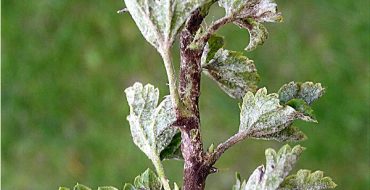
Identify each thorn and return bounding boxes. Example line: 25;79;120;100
209;166;218;174
117;8;128;14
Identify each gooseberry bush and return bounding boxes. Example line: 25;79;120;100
60;0;337;190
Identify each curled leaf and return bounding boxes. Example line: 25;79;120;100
218;0;282;51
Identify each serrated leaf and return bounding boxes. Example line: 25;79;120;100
239;88;313;139
160;132;183;160
98;187;119;190
219;0;283;22
234;18;269;51
279;170;337;190
279;81;325;105
202;48;260;99
218;0;282;51
235;145;305;190
124;168;162;190
124;0;209;53
125;82;178;160
73;184;91;190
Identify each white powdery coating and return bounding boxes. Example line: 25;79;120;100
202;48;259;99
278;81;325;105
278;170;337;190
124;0;209;51
235;145;305;190
239;88;302;136
125;82;177;160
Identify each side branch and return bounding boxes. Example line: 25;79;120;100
206;130;251;166
192;16;234;48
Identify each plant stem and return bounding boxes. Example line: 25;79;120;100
161;47;182;111
152;155;171;190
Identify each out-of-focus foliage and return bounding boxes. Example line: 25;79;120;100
2;0;369;190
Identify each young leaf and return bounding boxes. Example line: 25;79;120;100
124;0;209;53
239;88;313;139
235;145;305;190
124;168;162;190
202;48;260;99
125;82;178;160
218;0;282;51
279;170;337;190
279;81;325;105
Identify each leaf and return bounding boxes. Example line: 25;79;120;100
234;18;269;51
278;82;325;105
239;88;313;139
202;34;225;63
124;169;162;190
202;48;260;99
125;82;178;160
219;0;283;22
279;170;337;190
73;184;91;190
286;99;316;120
160;132;183;160
218;0;282;51
59;187;70;190
124;0;209;53
235;145;305;190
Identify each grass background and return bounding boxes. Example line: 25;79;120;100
2;0;369;189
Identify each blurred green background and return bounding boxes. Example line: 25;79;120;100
2;0;369;189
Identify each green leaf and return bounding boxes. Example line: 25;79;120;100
59;187;70;190
73;184;91;190
286;98;316;120
218;0;282;51
202;48;260;99
160;132;183;160
125;82;178;160
124;0;209;53
239;88;313;139
124;168;162;190
278;81;325;105
235;145;305;190
279;170;337;190
203;34;225;63
97;187;119;190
